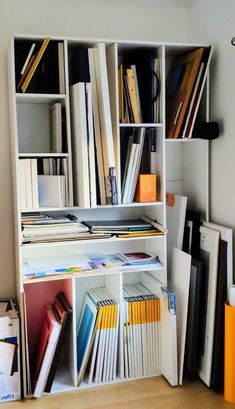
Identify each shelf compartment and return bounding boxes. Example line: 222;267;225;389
16;93;66;104
23;278;76;393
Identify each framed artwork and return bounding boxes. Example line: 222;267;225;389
197;225;219;387
184;258;203;380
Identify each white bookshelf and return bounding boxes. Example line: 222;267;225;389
8;34;210;399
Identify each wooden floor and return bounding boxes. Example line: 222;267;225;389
2;377;234;409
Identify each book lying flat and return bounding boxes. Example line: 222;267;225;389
83;219;152;230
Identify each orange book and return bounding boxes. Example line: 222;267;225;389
135;174;157;203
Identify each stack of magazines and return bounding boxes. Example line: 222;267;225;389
22;252;163;280
21;213;111;243
123;283;160;378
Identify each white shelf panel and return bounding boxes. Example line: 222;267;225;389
119;123;163;128
47;371;162;395
23;262;164;285
16;93;66;104
165;138;204;143
21;234;165;248
21;202;164;213
19;153;70;158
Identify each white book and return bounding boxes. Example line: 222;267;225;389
93;43;117;204
43;158;50;175
61;158;69;207
88;48;106;205
182;63;204;138
111;304;119;380
49;158;54;175
58;42;65;94
38;175;66;207
101;304;112;382
50;103;62;153
25;159;33;209
85;83;97;207
87;308;103;384
122;143;137;204
70;83;90;208
123;301;129;378
18;160;27;209
186;47;213;138
20;43;36;75
129;128;146;203
126;144;140;204
30;159;39;209
34;308;61;398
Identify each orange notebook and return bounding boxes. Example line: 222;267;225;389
135;174;157;203
224;302;235;402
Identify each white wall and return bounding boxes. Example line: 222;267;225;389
0;0;189;299
187;0;235;252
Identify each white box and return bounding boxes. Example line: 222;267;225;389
0;300;21;403
38;175;65;207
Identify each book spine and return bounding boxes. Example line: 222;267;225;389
109;167;118;205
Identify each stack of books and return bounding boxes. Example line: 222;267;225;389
21;213;91;243
70;44;118;207
31;292;72;397
166;46;212;139
76;287;119;385
83;217;164;238
123;283;160;378
22;251;163;280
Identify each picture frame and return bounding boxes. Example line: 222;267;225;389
197;225;220;387
184;258;203;380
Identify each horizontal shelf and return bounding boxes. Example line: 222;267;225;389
50;368;161;395
19;153;70;158
16;93;66;104
20;201;164;213
165;138;206;142
23;263;164;284
21;233;165;249
119;123;163;128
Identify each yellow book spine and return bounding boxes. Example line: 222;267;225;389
21;37;50;93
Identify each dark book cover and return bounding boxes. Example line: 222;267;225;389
69;47;90;85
